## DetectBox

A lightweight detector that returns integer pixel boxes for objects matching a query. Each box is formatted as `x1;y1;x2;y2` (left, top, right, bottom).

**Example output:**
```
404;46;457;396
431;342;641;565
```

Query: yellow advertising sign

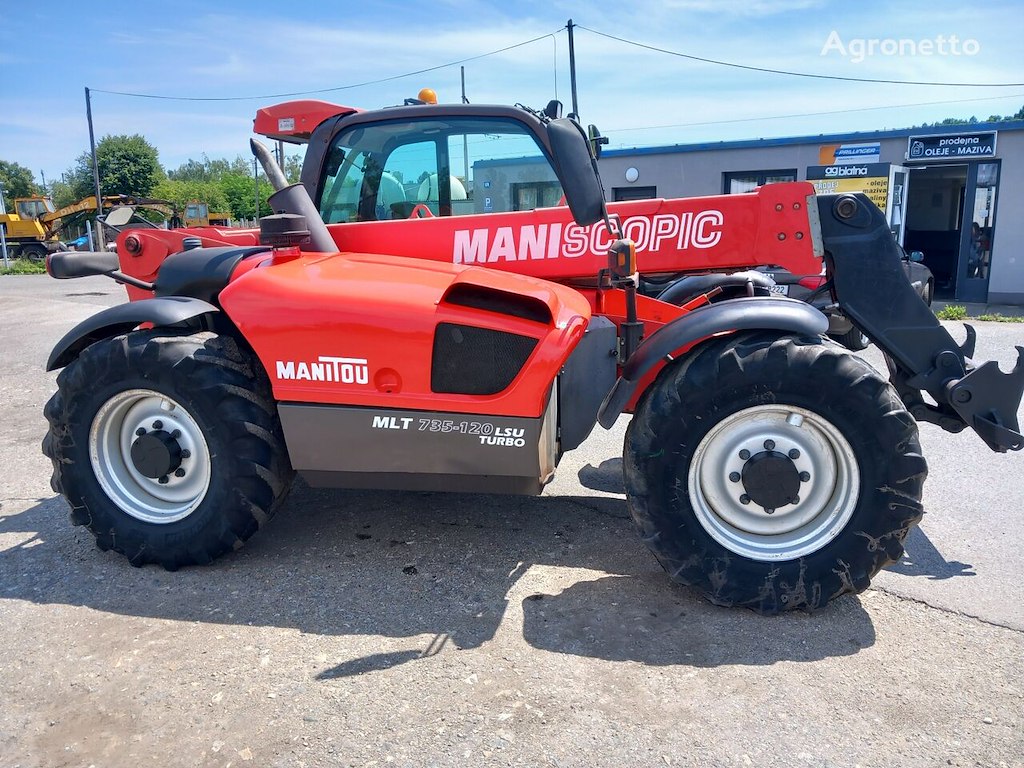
809;176;889;211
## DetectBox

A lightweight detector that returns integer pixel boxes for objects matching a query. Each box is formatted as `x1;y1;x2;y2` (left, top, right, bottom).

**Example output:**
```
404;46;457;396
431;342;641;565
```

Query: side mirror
547;118;607;227
588;124;609;160
104;206;135;228
910;250;924;263
543;100;563;120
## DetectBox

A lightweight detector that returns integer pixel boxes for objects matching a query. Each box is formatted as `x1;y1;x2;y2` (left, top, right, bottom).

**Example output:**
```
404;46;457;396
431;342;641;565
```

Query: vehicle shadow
577;457;625;494
0;481;875;676
885;525;976;580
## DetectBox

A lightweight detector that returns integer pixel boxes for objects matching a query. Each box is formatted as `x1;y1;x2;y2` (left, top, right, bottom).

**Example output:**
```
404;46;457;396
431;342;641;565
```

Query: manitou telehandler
42;97;1024;613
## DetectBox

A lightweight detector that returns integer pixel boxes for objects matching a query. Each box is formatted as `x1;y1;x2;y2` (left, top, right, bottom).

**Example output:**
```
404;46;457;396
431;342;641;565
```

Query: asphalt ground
1;274;1022;768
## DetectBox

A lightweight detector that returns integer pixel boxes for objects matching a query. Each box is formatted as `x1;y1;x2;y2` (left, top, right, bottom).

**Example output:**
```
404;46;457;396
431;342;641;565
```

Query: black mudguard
597;297;828;428
819;192;1024;452
47;297;218;371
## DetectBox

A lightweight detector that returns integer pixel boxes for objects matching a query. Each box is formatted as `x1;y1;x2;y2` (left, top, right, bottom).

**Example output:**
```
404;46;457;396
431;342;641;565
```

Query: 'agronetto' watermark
821;31;980;64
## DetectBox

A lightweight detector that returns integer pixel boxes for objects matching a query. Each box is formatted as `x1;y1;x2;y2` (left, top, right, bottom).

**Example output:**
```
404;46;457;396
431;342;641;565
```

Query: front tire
20;244;48;261
43;330;294;569
833;325;869;351
624;332;926;613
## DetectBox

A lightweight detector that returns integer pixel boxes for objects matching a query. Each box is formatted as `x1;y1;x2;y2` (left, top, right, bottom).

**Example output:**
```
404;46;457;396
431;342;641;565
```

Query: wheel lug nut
763;439;775;450
739;449;751;460
152;420;163;430
729;471;741;483
739;494;751;505
791;495;800;504
171;429;181;439
789;449;800;460
174;468;186;478
764;507;775;515
799;471;811;482
180;449;191;459
158;476;169;484
135;428;146;437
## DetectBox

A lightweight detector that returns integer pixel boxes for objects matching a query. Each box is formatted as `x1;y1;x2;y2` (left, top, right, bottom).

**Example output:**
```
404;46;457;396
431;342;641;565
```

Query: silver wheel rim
89;389;212;524
688;405;860;561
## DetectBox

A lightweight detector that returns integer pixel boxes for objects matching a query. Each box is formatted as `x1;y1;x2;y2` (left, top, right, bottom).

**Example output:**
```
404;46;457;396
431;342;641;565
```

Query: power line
606;93;1024;134
576;25;1024;88
90;29;564;102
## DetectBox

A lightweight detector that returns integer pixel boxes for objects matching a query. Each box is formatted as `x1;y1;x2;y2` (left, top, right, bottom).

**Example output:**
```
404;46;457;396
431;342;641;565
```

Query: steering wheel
407;203;435;219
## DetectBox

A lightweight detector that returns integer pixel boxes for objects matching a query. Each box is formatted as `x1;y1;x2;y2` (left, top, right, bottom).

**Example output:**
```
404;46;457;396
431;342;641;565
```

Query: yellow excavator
0;195;182;260
182;200;231;228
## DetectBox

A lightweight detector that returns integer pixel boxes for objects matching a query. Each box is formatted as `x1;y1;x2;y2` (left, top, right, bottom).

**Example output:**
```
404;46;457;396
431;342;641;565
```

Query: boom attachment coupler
820;192;1024;452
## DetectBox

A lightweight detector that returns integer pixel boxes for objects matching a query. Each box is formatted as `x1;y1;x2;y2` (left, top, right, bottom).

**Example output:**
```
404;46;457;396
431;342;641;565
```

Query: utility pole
0;181;9;268
254;157;260;224
567;19;580;120
461;66;470;187
85;87;105;249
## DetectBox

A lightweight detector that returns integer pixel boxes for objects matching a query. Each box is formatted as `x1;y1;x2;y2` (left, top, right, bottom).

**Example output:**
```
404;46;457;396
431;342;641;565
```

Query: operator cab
313;112;566;224
16;197;55;219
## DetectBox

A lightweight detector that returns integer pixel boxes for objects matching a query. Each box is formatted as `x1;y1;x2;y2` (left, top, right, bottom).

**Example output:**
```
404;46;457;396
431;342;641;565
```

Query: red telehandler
42;98;1024;613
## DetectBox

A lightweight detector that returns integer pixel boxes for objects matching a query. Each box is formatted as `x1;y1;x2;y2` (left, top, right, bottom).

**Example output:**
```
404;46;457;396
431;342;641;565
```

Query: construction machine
0;194;179;259
182;200;231;228
41;97;1024;613
0;195;61;259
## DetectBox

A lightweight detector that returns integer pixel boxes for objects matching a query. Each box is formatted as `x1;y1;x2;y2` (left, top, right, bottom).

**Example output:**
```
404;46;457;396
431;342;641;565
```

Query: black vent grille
443;283;551;324
432;323;538;395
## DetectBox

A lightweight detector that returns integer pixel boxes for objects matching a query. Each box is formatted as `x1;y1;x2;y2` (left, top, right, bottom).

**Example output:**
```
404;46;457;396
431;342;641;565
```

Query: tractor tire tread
42;330;293;569
623;331;926;614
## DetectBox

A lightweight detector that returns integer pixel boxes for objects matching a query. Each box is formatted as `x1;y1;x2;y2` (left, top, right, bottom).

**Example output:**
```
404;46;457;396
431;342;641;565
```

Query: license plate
768;284;789;295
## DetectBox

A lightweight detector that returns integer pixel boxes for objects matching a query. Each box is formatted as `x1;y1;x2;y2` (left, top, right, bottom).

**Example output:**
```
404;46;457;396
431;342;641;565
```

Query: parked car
759;246;933;350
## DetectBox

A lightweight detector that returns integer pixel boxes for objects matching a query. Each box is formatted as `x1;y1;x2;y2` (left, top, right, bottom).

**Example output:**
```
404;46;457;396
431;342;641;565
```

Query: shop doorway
904;165;968;300
904;162;999;302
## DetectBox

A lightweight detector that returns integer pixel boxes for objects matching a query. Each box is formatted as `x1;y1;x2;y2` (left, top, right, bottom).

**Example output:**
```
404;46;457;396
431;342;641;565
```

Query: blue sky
2;0;1022;187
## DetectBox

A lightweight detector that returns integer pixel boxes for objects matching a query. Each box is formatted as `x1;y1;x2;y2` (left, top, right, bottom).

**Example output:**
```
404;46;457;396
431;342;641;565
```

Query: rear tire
43;330;294;569
624;332;926;613
20;244;48;261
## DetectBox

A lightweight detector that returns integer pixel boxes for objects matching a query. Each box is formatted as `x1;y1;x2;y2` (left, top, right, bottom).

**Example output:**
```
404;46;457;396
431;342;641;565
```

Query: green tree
0;160;37;209
49;179;78;209
169;154;257;183
65;134;164;199
152;178;228;216
169;154;233;182
284;153;304;184
220;172;273;221
912;105;1024;129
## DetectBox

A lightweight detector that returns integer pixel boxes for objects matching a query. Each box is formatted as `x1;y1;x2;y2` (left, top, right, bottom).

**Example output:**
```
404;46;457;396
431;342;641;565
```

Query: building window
613;186;657;202
723;170;797;194
512;181;563;211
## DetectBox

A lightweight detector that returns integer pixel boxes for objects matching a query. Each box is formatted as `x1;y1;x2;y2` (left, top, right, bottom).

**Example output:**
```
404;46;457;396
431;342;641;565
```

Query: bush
0;258;46;275
976;313;1024;323
936;305;968;321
